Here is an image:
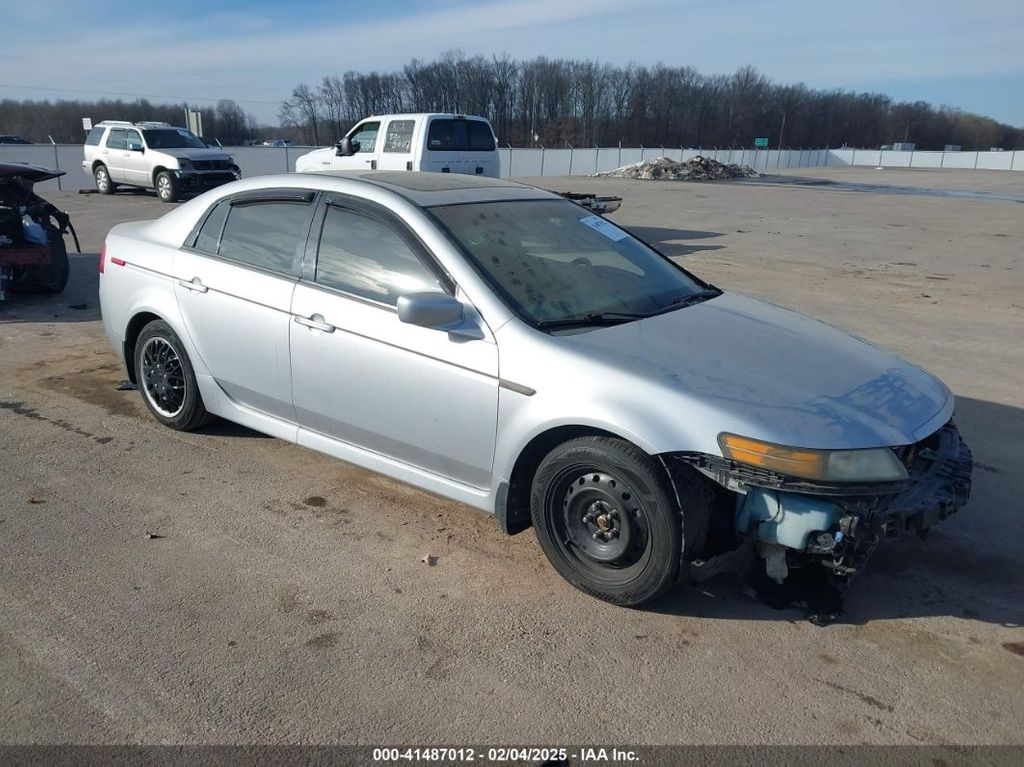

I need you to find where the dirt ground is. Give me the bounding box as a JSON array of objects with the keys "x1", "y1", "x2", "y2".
[{"x1": 1, "y1": 167, "x2": 1022, "y2": 747}]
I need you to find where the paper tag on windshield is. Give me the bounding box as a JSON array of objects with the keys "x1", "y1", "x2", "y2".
[{"x1": 578, "y1": 215, "x2": 628, "y2": 241}]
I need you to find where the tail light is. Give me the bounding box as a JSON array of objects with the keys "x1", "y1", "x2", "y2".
[{"x1": 99, "y1": 244, "x2": 106, "y2": 274}]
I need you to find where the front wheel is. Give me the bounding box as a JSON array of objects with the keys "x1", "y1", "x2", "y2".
[
  {"x1": 531, "y1": 436, "x2": 693, "y2": 606},
  {"x1": 155, "y1": 171, "x2": 178, "y2": 203},
  {"x1": 134, "y1": 320, "x2": 214, "y2": 430}
]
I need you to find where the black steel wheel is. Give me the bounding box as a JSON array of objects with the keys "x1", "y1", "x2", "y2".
[
  {"x1": 94, "y1": 164, "x2": 116, "y2": 194},
  {"x1": 134, "y1": 320, "x2": 213, "y2": 430},
  {"x1": 530, "y1": 436, "x2": 688, "y2": 606}
]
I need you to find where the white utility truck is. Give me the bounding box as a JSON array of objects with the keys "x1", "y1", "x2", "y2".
[
  {"x1": 295, "y1": 114, "x2": 500, "y2": 177},
  {"x1": 294, "y1": 113, "x2": 621, "y2": 213}
]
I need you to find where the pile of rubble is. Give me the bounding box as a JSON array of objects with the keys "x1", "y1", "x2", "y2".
[{"x1": 596, "y1": 155, "x2": 759, "y2": 181}]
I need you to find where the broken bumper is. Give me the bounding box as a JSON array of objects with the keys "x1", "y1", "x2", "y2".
[
  {"x1": 174, "y1": 170, "x2": 239, "y2": 194},
  {"x1": 824, "y1": 422, "x2": 973, "y2": 571},
  {"x1": 681, "y1": 421, "x2": 973, "y2": 582}
]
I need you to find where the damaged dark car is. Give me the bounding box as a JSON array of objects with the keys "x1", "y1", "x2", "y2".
[{"x1": 0, "y1": 163, "x2": 78, "y2": 302}]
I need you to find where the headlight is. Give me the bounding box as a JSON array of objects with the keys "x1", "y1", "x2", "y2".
[
  {"x1": 178, "y1": 159, "x2": 192, "y2": 170},
  {"x1": 718, "y1": 433, "x2": 908, "y2": 482}
]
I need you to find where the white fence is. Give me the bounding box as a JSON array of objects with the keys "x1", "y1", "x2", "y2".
[{"x1": 2, "y1": 144, "x2": 1021, "y2": 191}]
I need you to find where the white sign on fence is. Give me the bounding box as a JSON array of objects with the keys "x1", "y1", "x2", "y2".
[{"x1": 82, "y1": 118, "x2": 92, "y2": 131}]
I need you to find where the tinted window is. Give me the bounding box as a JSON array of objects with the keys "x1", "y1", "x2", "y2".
[
  {"x1": 426, "y1": 120, "x2": 495, "y2": 152},
  {"x1": 126, "y1": 129, "x2": 143, "y2": 150},
  {"x1": 85, "y1": 127, "x2": 104, "y2": 146},
  {"x1": 193, "y1": 201, "x2": 229, "y2": 254},
  {"x1": 349, "y1": 121, "x2": 380, "y2": 153},
  {"x1": 316, "y1": 205, "x2": 442, "y2": 305},
  {"x1": 105, "y1": 128, "x2": 128, "y2": 150},
  {"x1": 383, "y1": 120, "x2": 415, "y2": 153},
  {"x1": 218, "y1": 200, "x2": 312, "y2": 274}
]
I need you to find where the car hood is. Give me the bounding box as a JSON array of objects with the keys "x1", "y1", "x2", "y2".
[
  {"x1": 154, "y1": 148, "x2": 232, "y2": 162},
  {"x1": 550, "y1": 292, "x2": 952, "y2": 450}
]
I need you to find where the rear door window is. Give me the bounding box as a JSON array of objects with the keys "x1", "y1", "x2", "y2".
[
  {"x1": 105, "y1": 128, "x2": 128, "y2": 150},
  {"x1": 427, "y1": 120, "x2": 495, "y2": 152},
  {"x1": 383, "y1": 120, "x2": 415, "y2": 153},
  {"x1": 217, "y1": 199, "x2": 313, "y2": 275}
]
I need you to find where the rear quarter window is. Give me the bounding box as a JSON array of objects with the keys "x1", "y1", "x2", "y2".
[
  {"x1": 85, "y1": 127, "x2": 104, "y2": 146},
  {"x1": 192, "y1": 201, "x2": 229, "y2": 254},
  {"x1": 426, "y1": 120, "x2": 496, "y2": 152}
]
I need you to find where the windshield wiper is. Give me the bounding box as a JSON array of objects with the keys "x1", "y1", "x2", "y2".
[
  {"x1": 660, "y1": 288, "x2": 722, "y2": 312},
  {"x1": 536, "y1": 311, "x2": 650, "y2": 330}
]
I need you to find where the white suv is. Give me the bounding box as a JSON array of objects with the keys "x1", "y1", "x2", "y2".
[{"x1": 82, "y1": 121, "x2": 241, "y2": 202}]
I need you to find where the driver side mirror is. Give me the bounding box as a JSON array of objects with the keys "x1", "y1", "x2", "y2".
[
  {"x1": 397, "y1": 292, "x2": 482, "y2": 340},
  {"x1": 335, "y1": 136, "x2": 360, "y2": 157}
]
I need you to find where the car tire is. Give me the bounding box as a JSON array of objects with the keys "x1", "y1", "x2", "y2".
[
  {"x1": 17, "y1": 230, "x2": 69, "y2": 294},
  {"x1": 155, "y1": 171, "x2": 178, "y2": 203},
  {"x1": 530, "y1": 436, "x2": 704, "y2": 607},
  {"x1": 94, "y1": 165, "x2": 116, "y2": 195},
  {"x1": 134, "y1": 320, "x2": 214, "y2": 431}
]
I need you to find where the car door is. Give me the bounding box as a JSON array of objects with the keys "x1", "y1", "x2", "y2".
[
  {"x1": 103, "y1": 128, "x2": 130, "y2": 182},
  {"x1": 289, "y1": 196, "x2": 499, "y2": 488},
  {"x1": 173, "y1": 190, "x2": 317, "y2": 422},
  {"x1": 376, "y1": 118, "x2": 417, "y2": 171},
  {"x1": 122, "y1": 128, "x2": 150, "y2": 186},
  {"x1": 332, "y1": 120, "x2": 381, "y2": 171}
]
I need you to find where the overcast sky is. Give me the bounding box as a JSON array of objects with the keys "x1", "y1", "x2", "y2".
[{"x1": 4, "y1": 0, "x2": 1023, "y2": 126}]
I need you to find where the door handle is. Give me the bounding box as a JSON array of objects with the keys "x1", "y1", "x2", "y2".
[
  {"x1": 178, "y1": 278, "x2": 208, "y2": 293},
  {"x1": 294, "y1": 314, "x2": 335, "y2": 333}
]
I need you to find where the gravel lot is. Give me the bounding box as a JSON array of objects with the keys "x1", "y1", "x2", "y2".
[{"x1": 1, "y1": 168, "x2": 1022, "y2": 746}]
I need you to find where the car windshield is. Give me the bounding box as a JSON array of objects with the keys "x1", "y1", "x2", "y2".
[
  {"x1": 142, "y1": 129, "x2": 208, "y2": 149},
  {"x1": 430, "y1": 199, "x2": 714, "y2": 327}
]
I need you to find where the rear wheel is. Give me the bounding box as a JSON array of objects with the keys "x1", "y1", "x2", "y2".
[
  {"x1": 530, "y1": 436, "x2": 699, "y2": 606},
  {"x1": 94, "y1": 164, "x2": 116, "y2": 194},
  {"x1": 155, "y1": 171, "x2": 178, "y2": 203},
  {"x1": 134, "y1": 320, "x2": 213, "y2": 430}
]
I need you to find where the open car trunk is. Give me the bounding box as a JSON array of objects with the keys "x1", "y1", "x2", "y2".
[{"x1": 0, "y1": 163, "x2": 78, "y2": 300}]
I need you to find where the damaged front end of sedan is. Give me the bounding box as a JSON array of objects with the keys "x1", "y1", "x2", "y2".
[{"x1": 666, "y1": 420, "x2": 972, "y2": 621}]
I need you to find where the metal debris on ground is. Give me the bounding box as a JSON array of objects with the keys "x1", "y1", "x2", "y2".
[
  {"x1": 596, "y1": 155, "x2": 759, "y2": 181},
  {"x1": 115, "y1": 380, "x2": 138, "y2": 391}
]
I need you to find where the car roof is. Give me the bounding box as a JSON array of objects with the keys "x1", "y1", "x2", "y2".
[
  {"x1": 357, "y1": 113, "x2": 489, "y2": 122},
  {"x1": 294, "y1": 170, "x2": 554, "y2": 207}
]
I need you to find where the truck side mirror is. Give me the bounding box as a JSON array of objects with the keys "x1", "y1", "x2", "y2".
[{"x1": 335, "y1": 137, "x2": 360, "y2": 157}]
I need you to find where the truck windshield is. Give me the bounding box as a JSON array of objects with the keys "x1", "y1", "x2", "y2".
[
  {"x1": 430, "y1": 199, "x2": 715, "y2": 327},
  {"x1": 142, "y1": 129, "x2": 208, "y2": 149}
]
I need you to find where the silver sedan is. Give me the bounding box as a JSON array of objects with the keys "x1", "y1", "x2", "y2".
[{"x1": 98, "y1": 171, "x2": 972, "y2": 610}]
